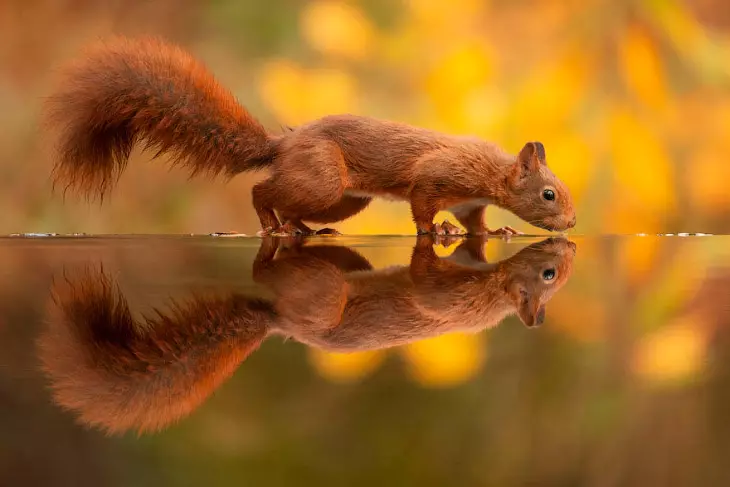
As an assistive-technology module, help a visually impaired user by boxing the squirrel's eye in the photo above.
[542,268,556,281]
[543,189,555,201]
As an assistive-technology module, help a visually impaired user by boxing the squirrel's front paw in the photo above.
[485,226,522,238]
[434,220,464,236]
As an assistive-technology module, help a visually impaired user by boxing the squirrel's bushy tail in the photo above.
[44,36,274,199]
[37,268,274,435]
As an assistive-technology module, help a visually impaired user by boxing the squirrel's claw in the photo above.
[271,222,304,237]
[417,220,465,239]
[438,219,464,236]
[258,224,340,238]
[257,223,303,237]
[484,226,522,239]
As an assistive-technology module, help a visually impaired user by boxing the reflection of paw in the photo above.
[486,226,522,238]
[434,219,465,236]
[432,234,463,248]
[315,228,340,236]
[415,233,459,249]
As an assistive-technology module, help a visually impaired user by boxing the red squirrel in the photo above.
[45,36,577,236]
[37,236,575,435]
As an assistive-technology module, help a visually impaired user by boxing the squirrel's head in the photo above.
[503,142,576,232]
[502,237,576,328]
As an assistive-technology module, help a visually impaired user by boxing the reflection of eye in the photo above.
[543,189,555,201]
[542,268,556,281]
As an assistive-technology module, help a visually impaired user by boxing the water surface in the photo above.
[1,235,729,487]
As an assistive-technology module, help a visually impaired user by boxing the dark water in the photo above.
[1,235,729,487]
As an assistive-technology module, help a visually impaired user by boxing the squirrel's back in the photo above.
[277,114,511,197]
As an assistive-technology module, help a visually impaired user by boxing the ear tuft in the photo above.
[535,304,546,326]
[512,284,546,328]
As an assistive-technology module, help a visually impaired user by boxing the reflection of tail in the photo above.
[37,268,275,435]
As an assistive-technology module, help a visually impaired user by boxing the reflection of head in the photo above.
[501,237,577,328]
[37,268,274,435]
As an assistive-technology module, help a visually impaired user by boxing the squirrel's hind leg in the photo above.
[275,217,338,236]
[253,179,282,234]
[252,183,319,237]
[260,140,352,235]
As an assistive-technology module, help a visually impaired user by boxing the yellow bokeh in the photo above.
[299,0,374,60]
[257,60,359,125]
[548,293,607,343]
[632,244,708,334]
[306,68,360,116]
[619,237,660,285]
[256,59,307,125]
[544,134,595,206]
[608,108,676,224]
[509,51,592,132]
[648,0,707,64]
[424,43,495,128]
[688,147,730,213]
[632,314,707,386]
[336,199,414,235]
[406,0,488,32]
[401,332,486,388]
[602,198,664,234]
[425,43,494,97]
[619,25,668,110]
[459,86,506,136]
[307,348,386,383]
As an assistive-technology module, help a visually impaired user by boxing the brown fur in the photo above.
[37,237,574,435]
[44,36,273,199]
[45,36,577,233]
[37,268,273,435]
[260,236,576,350]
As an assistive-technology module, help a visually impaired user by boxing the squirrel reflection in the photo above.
[37,236,575,435]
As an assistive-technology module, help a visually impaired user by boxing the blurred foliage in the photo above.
[1,0,730,235]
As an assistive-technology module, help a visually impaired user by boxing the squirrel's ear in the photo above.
[515,141,547,177]
[518,299,546,328]
[510,283,546,328]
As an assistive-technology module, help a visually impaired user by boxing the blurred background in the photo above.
[1,0,730,235]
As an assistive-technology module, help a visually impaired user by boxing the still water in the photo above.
[1,235,729,486]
